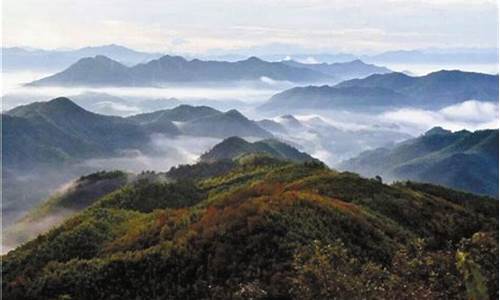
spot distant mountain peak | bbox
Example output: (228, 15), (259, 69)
(425, 126), (452, 136)
(8, 97), (88, 117)
(158, 55), (187, 63)
(279, 114), (302, 124)
(425, 69), (482, 78)
(348, 59), (364, 64)
(78, 55), (122, 64)
(224, 109), (247, 119)
(200, 136), (316, 163)
(173, 104), (220, 113)
(62, 55), (127, 71)
(46, 96), (81, 108)
(245, 56), (264, 62)
(94, 54), (113, 60)
(220, 136), (248, 144)
(281, 114), (298, 120)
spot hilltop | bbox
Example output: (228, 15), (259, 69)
(3, 153), (498, 299)
(199, 136), (316, 162)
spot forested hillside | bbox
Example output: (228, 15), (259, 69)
(3, 154), (497, 299)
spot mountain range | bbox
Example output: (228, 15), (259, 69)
(128, 105), (272, 138)
(4, 44), (497, 72)
(3, 98), (149, 169)
(260, 70), (499, 111)
(1, 44), (163, 71)
(3, 149), (498, 299)
(2, 98), (275, 226)
(339, 127), (499, 197)
(1, 91), (253, 117)
(336, 70), (499, 105)
(2, 98), (274, 170)
(205, 46), (499, 65)
(25, 54), (394, 87)
(282, 59), (391, 81)
(3, 137), (316, 249)
(26, 55), (327, 86)
(256, 114), (412, 165)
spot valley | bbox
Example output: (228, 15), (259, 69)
(1, 42), (498, 299)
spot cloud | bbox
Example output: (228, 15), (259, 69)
(297, 57), (320, 64)
(95, 101), (141, 114)
(2, 0), (497, 53)
(440, 100), (498, 122)
(1, 71), (284, 106)
(79, 135), (222, 173)
(380, 100), (499, 134)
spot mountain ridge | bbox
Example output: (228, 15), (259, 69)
(3, 151), (498, 299)
(282, 59), (391, 81)
(339, 127), (499, 197)
(27, 55), (332, 86)
(260, 70), (499, 111)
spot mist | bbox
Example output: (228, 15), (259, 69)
(2, 134), (221, 225)
(2, 69), (498, 247)
(79, 135), (222, 173)
(1, 71), (290, 113)
(380, 100), (499, 135)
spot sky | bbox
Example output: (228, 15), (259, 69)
(2, 0), (498, 54)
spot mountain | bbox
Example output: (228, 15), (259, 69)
(130, 55), (330, 83)
(3, 97), (150, 169)
(129, 105), (273, 138)
(260, 70), (499, 111)
(27, 55), (332, 87)
(183, 109), (272, 138)
(282, 59), (391, 81)
(27, 56), (135, 86)
(2, 99), (275, 225)
(339, 127), (499, 197)
(3, 153), (498, 299)
(255, 114), (412, 165)
(129, 104), (221, 123)
(3, 171), (130, 251)
(257, 119), (289, 134)
(336, 70), (499, 106)
(204, 46), (498, 65)
(199, 136), (316, 162)
(260, 85), (408, 111)
(3, 99), (275, 170)
(1, 44), (162, 71)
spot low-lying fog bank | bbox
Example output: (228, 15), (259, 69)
(2, 135), (222, 226)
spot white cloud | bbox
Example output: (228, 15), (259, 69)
(440, 100), (498, 122)
(381, 100), (499, 134)
(298, 57), (320, 64)
(95, 101), (141, 113)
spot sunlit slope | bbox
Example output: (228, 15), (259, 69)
(3, 154), (498, 299)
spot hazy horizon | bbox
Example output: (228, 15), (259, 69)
(3, 0), (498, 55)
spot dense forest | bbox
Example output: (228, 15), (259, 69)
(3, 154), (498, 299)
